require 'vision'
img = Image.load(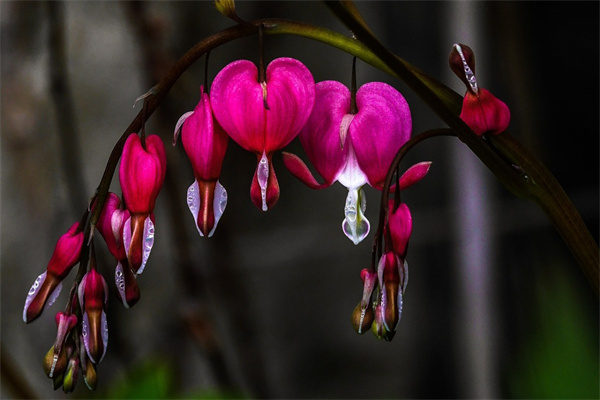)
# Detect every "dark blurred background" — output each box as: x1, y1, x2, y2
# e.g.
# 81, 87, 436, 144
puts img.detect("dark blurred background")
1, 1, 598, 399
